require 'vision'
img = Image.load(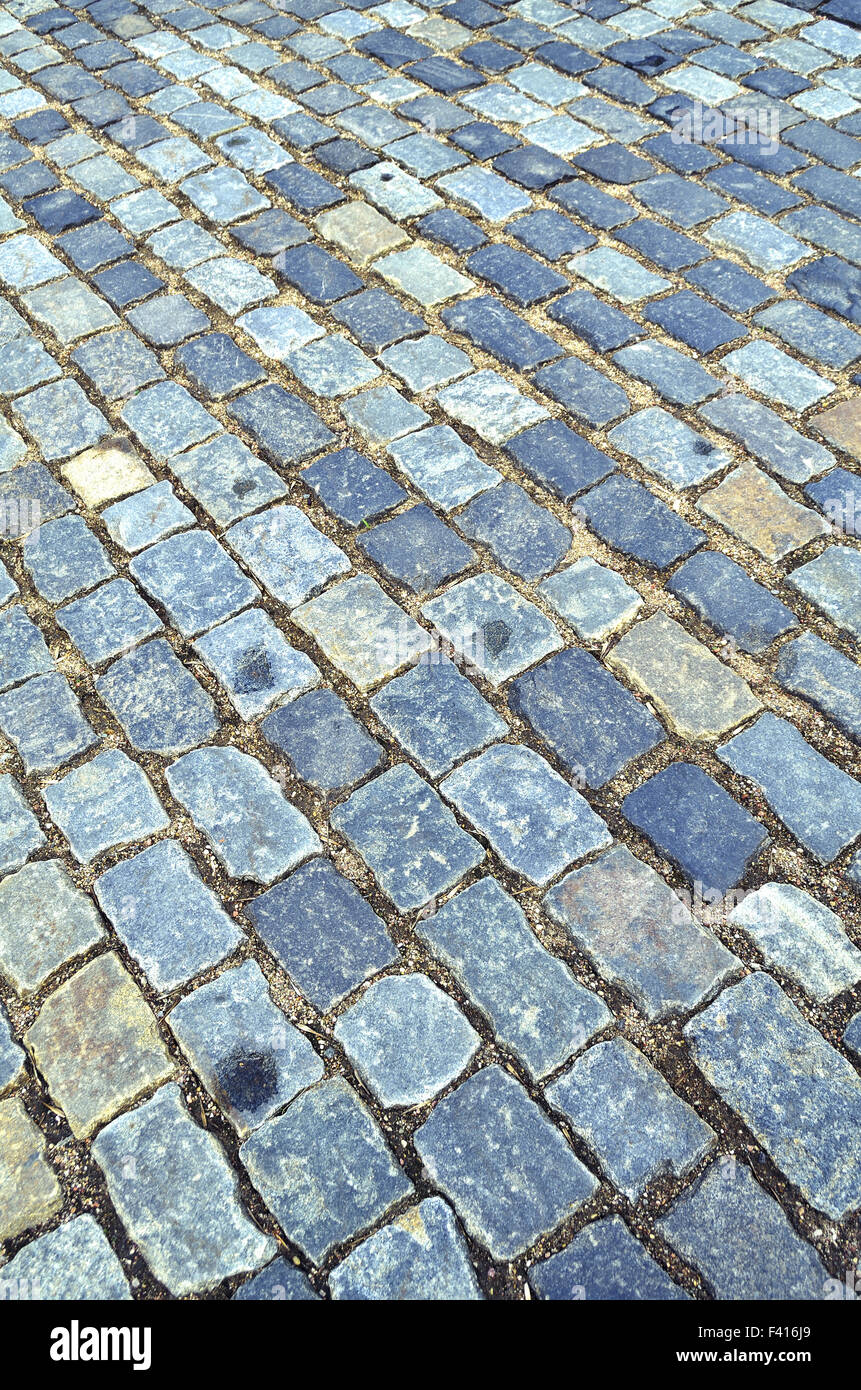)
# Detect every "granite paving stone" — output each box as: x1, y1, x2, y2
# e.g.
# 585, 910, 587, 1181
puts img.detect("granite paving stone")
241, 1077, 412, 1262
0, 1215, 131, 1300
0, 859, 104, 995
419, 876, 611, 1080
422, 572, 562, 683
547, 1037, 715, 1201
510, 647, 664, 788
93, 1084, 275, 1294
529, 1216, 687, 1301
25, 952, 173, 1138
0, 604, 52, 691
333, 762, 484, 910
441, 743, 611, 885
668, 551, 798, 655
538, 558, 642, 642
730, 882, 861, 1002
335, 972, 480, 1108
718, 712, 861, 862
578, 474, 706, 569
0, 671, 98, 774
294, 574, 432, 691
234, 1260, 318, 1302
0, 1001, 24, 1096
698, 463, 830, 562
608, 407, 731, 491
168, 959, 323, 1135
544, 845, 738, 1020
685, 973, 861, 1220
167, 746, 320, 885
388, 425, 501, 509
262, 687, 382, 793
805, 466, 861, 536
370, 656, 505, 778
194, 608, 320, 721
302, 446, 407, 525
775, 631, 861, 742
658, 1162, 830, 1300
787, 545, 861, 640
95, 839, 241, 994
330, 1197, 481, 1301
101, 482, 195, 554
358, 503, 474, 595
414, 1065, 597, 1261
699, 395, 834, 485
97, 638, 219, 756
0, 1095, 62, 1241
247, 855, 396, 1012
